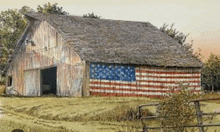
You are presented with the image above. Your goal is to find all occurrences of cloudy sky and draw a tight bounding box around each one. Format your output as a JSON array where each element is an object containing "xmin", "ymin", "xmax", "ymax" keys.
[{"xmin": 1, "ymin": 0, "xmax": 220, "ymax": 61}]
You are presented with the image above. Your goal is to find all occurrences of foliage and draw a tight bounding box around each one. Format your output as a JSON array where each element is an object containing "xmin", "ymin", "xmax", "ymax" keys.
[
  {"xmin": 19, "ymin": 6, "xmax": 34, "ymax": 14},
  {"xmin": 37, "ymin": 2, "xmax": 68, "ymax": 15},
  {"xmin": 0, "ymin": 3, "xmax": 68, "ymax": 74},
  {"xmin": 156, "ymin": 83, "xmax": 218, "ymax": 132},
  {"xmin": 0, "ymin": 7, "xmax": 31, "ymax": 72},
  {"xmin": 83, "ymin": 12, "xmax": 101, "ymax": 19},
  {"xmin": 0, "ymin": 75, "xmax": 5, "ymax": 84},
  {"xmin": 156, "ymin": 83, "xmax": 199, "ymax": 132},
  {"xmin": 202, "ymin": 53, "xmax": 220, "ymax": 92},
  {"xmin": 160, "ymin": 23, "xmax": 188, "ymax": 45},
  {"xmin": 159, "ymin": 23, "xmax": 204, "ymax": 62}
]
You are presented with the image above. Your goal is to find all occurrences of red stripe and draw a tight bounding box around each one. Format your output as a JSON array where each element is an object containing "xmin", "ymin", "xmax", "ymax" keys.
[
  {"xmin": 90, "ymin": 81, "xmax": 201, "ymax": 88},
  {"xmin": 90, "ymin": 81, "xmax": 137, "ymax": 87},
  {"xmin": 90, "ymin": 87, "xmax": 177, "ymax": 93},
  {"xmin": 136, "ymin": 75, "xmax": 201, "ymax": 79},
  {"xmin": 90, "ymin": 83, "xmax": 200, "ymax": 89},
  {"xmin": 90, "ymin": 91, "xmax": 201, "ymax": 98},
  {"xmin": 136, "ymin": 70, "xmax": 200, "ymax": 74},
  {"xmin": 91, "ymin": 87, "xmax": 198, "ymax": 94},
  {"xmin": 138, "ymin": 66, "xmax": 201, "ymax": 71},
  {"xmin": 139, "ymin": 85, "xmax": 201, "ymax": 88},
  {"xmin": 137, "ymin": 80, "xmax": 200, "ymax": 83},
  {"xmin": 90, "ymin": 92, "xmax": 164, "ymax": 98},
  {"xmin": 90, "ymin": 80, "xmax": 200, "ymax": 85}
]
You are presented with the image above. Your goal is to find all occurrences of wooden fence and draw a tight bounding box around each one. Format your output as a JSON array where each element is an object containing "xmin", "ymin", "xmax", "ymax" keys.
[{"xmin": 138, "ymin": 97, "xmax": 220, "ymax": 132}]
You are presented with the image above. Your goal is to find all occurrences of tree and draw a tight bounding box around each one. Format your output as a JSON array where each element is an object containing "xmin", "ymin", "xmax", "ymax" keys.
[
  {"xmin": 0, "ymin": 7, "xmax": 31, "ymax": 72},
  {"xmin": 159, "ymin": 23, "xmax": 203, "ymax": 67},
  {"xmin": 37, "ymin": 2, "xmax": 68, "ymax": 15},
  {"xmin": 160, "ymin": 23, "xmax": 189, "ymax": 45},
  {"xmin": 159, "ymin": 23, "xmax": 196, "ymax": 55},
  {"xmin": 0, "ymin": 2, "xmax": 68, "ymax": 74},
  {"xmin": 19, "ymin": 6, "xmax": 34, "ymax": 14},
  {"xmin": 83, "ymin": 12, "xmax": 101, "ymax": 19},
  {"xmin": 201, "ymin": 53, "xmax": 220, "ymax": 92}
]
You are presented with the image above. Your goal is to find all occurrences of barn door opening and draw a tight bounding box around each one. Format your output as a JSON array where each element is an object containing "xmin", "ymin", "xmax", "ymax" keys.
[{"xmin": 41, "ymin": 67, "xmax": 57, "ymax": 95}]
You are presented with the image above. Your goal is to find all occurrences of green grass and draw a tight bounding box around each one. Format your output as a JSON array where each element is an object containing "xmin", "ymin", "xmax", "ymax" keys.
[
  {"xmin": 0, "ymin": 92, "xmax": 220, "ymax": 132},
  {"xmin": 0, "ymin": 85, "xmax": 5, "ymax": 94},
  {"xmin": 0, "ymin": 96, "xmax": 159, "ymax": 132}
]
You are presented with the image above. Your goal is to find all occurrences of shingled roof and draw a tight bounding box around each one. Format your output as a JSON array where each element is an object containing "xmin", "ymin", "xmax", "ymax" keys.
[{"xmin": 25, "ymin": 12, "xmax": 202, "ymax": 67}]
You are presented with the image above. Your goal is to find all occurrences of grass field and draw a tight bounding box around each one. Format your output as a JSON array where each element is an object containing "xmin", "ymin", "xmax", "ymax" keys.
[
  {"xmin": 0, "ymin": 88, "xmax": 220, "ymax": 132},
  {"xmin": 0, "ymin": 85, "xmax": 5, "ymax": 94},
  {"xmin": 0, "ymin": 96, "xmax": 160, "ymax": 132}
]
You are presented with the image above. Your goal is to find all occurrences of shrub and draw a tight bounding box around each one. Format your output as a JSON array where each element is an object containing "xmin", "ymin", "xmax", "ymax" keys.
[
  {"xmin": 156, "ymin": 83, "xmax": 217, "ymax": 132},
  {"xmin": 83, "ymin": 12, "xmax": 101, "ymax": 19},
  {"xmin": 156, "ymin": 83, "xmax": 200, "ymax": 132},
  {"xmin": 0, "ymin": 75, "xmax": 5, "ymax": 85}
]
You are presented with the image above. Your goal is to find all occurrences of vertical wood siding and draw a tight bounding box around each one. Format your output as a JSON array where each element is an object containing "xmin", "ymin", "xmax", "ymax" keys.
[
  {"xmin": 90, "ymin": 63, "xmax": 201, "ymax": 97},
  {"xmin": 6, "ymin": 20, "xmax": 83, "ymax": 96},
  {"xmin": 24, "ymin": 69, "xmax": 40, "ymax": 96}
]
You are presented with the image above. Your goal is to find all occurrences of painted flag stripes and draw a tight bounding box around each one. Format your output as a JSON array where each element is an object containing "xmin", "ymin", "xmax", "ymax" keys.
[{"xmin": 90, "ymin": 63, "xmax": 201, "ymax": 97}]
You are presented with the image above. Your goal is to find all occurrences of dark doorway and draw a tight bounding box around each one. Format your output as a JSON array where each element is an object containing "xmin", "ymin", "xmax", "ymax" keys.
[{"xmin": 41, "ymin": 67, "xmax": 57, "ymax": 95}]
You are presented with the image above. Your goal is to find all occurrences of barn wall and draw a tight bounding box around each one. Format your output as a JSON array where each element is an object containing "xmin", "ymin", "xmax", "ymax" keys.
[
  {"xmin": 24, "ymin": 69, "xmax": 40, "ymax": 96},
  {"xmin": 89, "ymin": 63, "xmax": 201, "ymax": 97},
  {"xmin": 82, "ymin": 61, "xmax": 90, "ymax": 96},
  {"xmin": 6, "ymin": 20, "xmax": 83, "ymax": 96}
]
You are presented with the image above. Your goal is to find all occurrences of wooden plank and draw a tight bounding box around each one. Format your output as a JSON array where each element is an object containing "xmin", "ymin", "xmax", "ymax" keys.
[{"xmin": 24, "ymin": 69, "xmax": 40, "ymax": 96}]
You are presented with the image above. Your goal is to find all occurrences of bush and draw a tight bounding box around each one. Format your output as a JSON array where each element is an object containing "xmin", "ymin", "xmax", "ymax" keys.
[
  {"xmin": 0, "ymin": 75, "xmax": 5, "ymax": 85},
  {"xmin": 156, "ymin": 83, "xmax": 200, "ymax": 132},
  {"xmin": 83, "ymin": 12, "xmax": 100, "ymax": 19},
  {"xmin": 156, "ymin": 83, "xmax": 217, "ymax": 132}
]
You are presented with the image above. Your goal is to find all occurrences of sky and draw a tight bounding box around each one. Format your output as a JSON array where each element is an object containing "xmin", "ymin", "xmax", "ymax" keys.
[{"xmin": 0, "ymin": 0, "xmax": 220, "ymax": 62}]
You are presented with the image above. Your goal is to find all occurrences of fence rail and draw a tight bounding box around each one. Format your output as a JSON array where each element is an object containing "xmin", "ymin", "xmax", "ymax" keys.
[{"xmin": 139, "ymin": 97, "xmax": 220, "ymax": 132}]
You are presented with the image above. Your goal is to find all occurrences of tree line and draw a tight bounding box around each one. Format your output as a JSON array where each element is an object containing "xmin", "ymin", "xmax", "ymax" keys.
[
  {"xmin": 0, "ymin": 3, "xmax": 219, "ymax": 92},
  {"xmin": 160, "ymin": 24, "xmax": 220, "ymax": 92}
]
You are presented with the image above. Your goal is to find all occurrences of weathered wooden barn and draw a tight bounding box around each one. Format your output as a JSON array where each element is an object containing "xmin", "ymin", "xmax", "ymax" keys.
[{"xmin": 3, "ymin": 12, "xmax": 202, "ymax": 97}]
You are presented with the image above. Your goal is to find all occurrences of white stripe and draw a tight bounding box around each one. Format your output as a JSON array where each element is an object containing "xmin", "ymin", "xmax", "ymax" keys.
[
  {"xmin": 136, "ymin": 77, "xmax": 200, "ymax": 81},
  {"xmin": 188, "ymin": 87, "xmax": 201, "ymax": 90},
  {"xmin": 136, "ymin": 73, "xmax": 200, "ymax": 76},
  {"xmin": 89, "ymin": 83, "xmax": 201, "ymax": 91},
  {"xmin": 90, "ymin": 84, "xmax": 170, "ymax": 90},
  {"xmin": 90, "ymin": 79, "xmax": 136, "ymax": 84},
  {"xmin": 90, "ymin": 79, "xmax": 200, "ymax": 85},
  {"xmin": 136, "ymin": 68, "xmax": 201, "ymax": 73},
  {"xmin": 137, "ymin": 82, "xmax": 199, "ymax": 86},
  {"xmin": 90, "ymin": 81, "xmax": 200, "ymax": 87},
  {"xmin": 90, "ymin": 89, "xmax": 167, "ymax": 95},
  {"xmin": 90, "ymin": 89, "xmax": 201, "ymax": 96}
]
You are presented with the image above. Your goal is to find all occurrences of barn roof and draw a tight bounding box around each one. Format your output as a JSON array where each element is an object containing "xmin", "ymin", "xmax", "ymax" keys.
[{"xmin": 4, "ymin": 12, "xmax": 203, "ymax": 75}]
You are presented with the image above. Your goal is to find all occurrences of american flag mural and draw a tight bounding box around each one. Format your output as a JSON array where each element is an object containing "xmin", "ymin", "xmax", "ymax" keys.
[{"xmin": 89, "ymin": 63, "xmax": 201, "ymax": 97}]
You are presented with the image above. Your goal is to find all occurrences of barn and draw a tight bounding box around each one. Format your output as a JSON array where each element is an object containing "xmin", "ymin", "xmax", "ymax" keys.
[{"xmin": 2, "ymin": 12, "xmax": 202, "ymax": 97}]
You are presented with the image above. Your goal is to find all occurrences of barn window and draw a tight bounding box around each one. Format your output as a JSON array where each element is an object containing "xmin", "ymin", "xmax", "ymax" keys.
[
  {"xmin": 56, "ymin": 32, "xmax": 58, "ymax": 47},
  {"xmin": 7, "ymin": 76, "xmax": 13, "ymax": 86}
]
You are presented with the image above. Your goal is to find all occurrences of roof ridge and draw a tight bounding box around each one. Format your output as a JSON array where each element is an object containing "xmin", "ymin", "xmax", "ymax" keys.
[
  {"xmin": 25, "ymin": 12, "xmax": 153, "ymax": 25},
  {"xmin": 4, "ymin": 11, "xmax": 202, "ymax": 70}
]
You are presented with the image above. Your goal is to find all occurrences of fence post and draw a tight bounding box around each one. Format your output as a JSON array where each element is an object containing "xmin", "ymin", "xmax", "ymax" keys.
[
  {"xmin": 143, "ymin": 126, "xmax": 148, "ymax": 132},
  {"xmin": 194, "ymin": 101, "xmax": 204, "ymax": 132}
]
